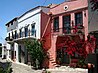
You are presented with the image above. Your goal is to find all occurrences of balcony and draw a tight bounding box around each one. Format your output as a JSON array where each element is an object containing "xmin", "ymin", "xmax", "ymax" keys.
[
  {"xmin": 51, "ymin": 25, "xmax": 84, "ymax": 36},
  {"xmin": 13, "ymin": 30, "xmax": 36, "ymax": 42},
  {"xmin": 5, "ymin": 36, "xmax": 14, "ymax": 44}
]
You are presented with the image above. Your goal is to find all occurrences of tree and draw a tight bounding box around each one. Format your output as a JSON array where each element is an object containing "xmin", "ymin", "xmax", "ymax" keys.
[
  {"xmin": 0, "ymin": 62, "xmax": 12, "ymax": 73},
  {"xmin": 25, "ymin": 39, "xmax": 45, "ymax": 69}
]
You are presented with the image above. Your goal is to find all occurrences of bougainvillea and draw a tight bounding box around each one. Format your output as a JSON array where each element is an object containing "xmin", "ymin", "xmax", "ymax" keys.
[
  {"xmin": 56, "ymin": 33, "xmax": 96, "ymax": 59},
  {"xmin": 65, "ymin": 36, "xmax": 87, "ymax": 58}
]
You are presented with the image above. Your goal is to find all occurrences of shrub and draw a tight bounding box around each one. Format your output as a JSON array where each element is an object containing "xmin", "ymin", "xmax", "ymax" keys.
[{"xmin": 0, "ymin": 62, "xmax": 12, "ymax": 73}]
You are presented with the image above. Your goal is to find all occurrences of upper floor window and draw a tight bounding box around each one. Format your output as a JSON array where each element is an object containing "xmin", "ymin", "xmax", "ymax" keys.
[
  {"xmin": 75, "ymin": 12, "xmax": 83, "ymax": 26},
  {"xmin": 19, "ymin": 29, "xmax": 22, "ymax": 38},
  {"xmin": 25, "ymin": 27, "xmax": 28, "ymax": 37},
  {"xmin": 12, "ymin": 32, "xmax": 14, "ymax": 39},
  {"xmin": 63, "ymin": 15, "xmax": 71, "ymax": 33},
  {"xmin": 8, "ymin": 24, "xmax": 9, "ymax": 27},
  {"xmin": 11, "ymin": 22, "xmax": 13, "ymax": 25},
  {"xmin": 31, "ymin": 25, "xmax": 35, "ymax": 36},
  {"xmin": 9, "ymin": 33, "xmax": 10, "ymax": 39},
  {"xmin": 53, "ymin": 17, "xmax": 59, "ymax": 32},
  {"xmin": 15, "ymin": 31, "xmax": 18, "ymax": 39}
]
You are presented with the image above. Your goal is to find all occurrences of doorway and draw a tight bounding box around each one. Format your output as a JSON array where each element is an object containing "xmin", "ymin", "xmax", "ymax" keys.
[{"xmin": 56, "ymin": 47, "xmax": 70, "ymax": 65}]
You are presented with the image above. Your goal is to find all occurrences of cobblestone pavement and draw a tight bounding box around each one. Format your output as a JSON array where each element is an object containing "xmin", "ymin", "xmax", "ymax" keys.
[
  {"xmin": 0, "ymin": 58, "xmax": 88, "ymax": 73},
  {"xmin": 47, "ymin": 66, "xmax": 88, "ymax": 73},
  {"xmin": 0, "ymin": 58, "xmax": 42, "ymax": 73},
  {"xmin": 12, "ymin": 62, "xmax": 42, "ymax": 73}
]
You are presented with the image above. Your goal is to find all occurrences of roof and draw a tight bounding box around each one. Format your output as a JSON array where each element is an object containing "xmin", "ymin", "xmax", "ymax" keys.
[
  {"xmin": 50, "ymin": 0, "xmax": 79, "ymax": 9},
  {"xmin": 18, "ymin": 6, "xmax": 49, "ymax": 19},
  {"xmin": 5, "ymin": 6, "xmax": 48, "ymax": 26},
  {"xmin": 5, "ymin": 17, "xmax": 18, "ymax": 26}
]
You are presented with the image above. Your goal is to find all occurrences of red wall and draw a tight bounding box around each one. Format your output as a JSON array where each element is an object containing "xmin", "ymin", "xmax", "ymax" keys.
[{"xmin": 41, "ymin": 11, "xmax": 51, "ymax": 50}]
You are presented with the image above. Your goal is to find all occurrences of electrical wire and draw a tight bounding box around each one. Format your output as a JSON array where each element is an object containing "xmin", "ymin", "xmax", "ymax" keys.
[{"xmin": 43, "ymin": 0, "xmax": 48, "ymax": 6}]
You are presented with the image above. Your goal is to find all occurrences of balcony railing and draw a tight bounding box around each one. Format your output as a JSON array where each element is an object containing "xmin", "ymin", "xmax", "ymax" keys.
[
  {"xmin": 19, "ymin": 30, "xmax": 36, "ymax": 38},
  {"xmin": 14, "ymin": 30, "xmax": 36, "ymax": 40},
  {"xmin": 6, "ymin": 30, "xmax": 36, "ymax": 42},
  {"xmin": 52, "ymin": 25, "xmax": 84, "ymax": 35},
  {"xmin": 5, "ymin": 36, "xmax": 13, "ymax": 42}
]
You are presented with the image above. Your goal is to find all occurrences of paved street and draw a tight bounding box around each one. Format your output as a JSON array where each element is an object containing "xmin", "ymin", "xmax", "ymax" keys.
[
  {"xmin": 0, "ymin": 58, "xmax": 42, "ymax": 73},
  {"xmin": 0, "ymin": 58, "xmax": 88, "ymax": 73},
  {"xmin": 47, "ymin": 66, "xmax": 88, "ymax": 73},
  {"xmin": 12, "ymin": 62, "xmax": 42, "ymax": 73}
]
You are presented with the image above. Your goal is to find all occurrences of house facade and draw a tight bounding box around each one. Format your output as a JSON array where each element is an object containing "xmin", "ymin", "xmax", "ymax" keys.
[
  {"xmin": 5, "ymin": 0, "xmax": 97, "ymax": 68},
  {"xmin": 5, "ymin": 6, "xmax": 50, "ymax": 64},
  {"xmin": 5, "ymin": 18, "xmax": 18, "ymax": 61},
  {"xmin": 43, "ymin": 0, "xmax": 88, "ymax": 68}
]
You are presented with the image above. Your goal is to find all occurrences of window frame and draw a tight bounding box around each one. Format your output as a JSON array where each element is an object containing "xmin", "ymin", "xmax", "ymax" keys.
[
  {"xmin": 53, "ymin": 17, "xmax": 59, "ymax": 32},
  {"xmin": 15, "ymin": 30, "xmax": 18, "ymax": 39},
  {"xmin": 31, "ymin": 24, "xmax": 35, "ymax": 36},
  {"xmin": 75, "ymin": 12, "xmax": 83, "ymax": 26},
  {"xmin": 63, "ymin": 15, "xmax": 71, "ymax": 34},
  {"xmin": 25, "ymin": 27, "xmax": 28, "ymax": 37},
  {"xmin": 19, "ymin": 29, "xmax": 22, "ymax": 38}
]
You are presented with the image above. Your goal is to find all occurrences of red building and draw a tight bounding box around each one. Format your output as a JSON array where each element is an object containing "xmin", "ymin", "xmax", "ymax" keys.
[
  {"xmin": 5, "ymin": 0, "xmax": 97, "ymax": 69},
  {"xmin": 42, "ymin": 0, "xmax": 90, "ymax": 68}
]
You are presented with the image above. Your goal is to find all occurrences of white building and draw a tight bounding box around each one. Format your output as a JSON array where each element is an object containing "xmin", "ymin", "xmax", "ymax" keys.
[
  {"xmin": 5, "ymin": 6, "xmax": 50, "ymax": 64},
  {"xmin": 5, "ymin": 18, "xmax": 18, "ymax": 61}
]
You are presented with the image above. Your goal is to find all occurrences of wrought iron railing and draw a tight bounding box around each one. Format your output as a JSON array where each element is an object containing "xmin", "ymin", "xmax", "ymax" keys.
[
  {"xmin": 15, "ymin": 30, "xmax": 36, "ymax": 39},
  {"xmin": 51, "ymin": 25, "xmax": 84, "ymax": 35},
  {"xmin": 6, "ymin": 30, "xmax": 36, "ymax": 41},
  {"xmin": 5, "ymin": 37, "xmax": 13, "ymax": 42}
]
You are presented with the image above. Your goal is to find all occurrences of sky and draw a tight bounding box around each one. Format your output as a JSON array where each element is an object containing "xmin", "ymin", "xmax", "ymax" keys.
[{"xmin": 0, "ymin": 0, "xmax": 64, "ymax": 43}]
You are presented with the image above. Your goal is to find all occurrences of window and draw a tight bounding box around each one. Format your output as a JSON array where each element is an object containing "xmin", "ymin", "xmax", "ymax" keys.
[
  {"xmin": 75, "ymin": 12, "xmax": 83, "ymax": 26},
  {"xmin": 25, "ymin": 27, "xmax": 28, "ymax": 37},
  {"xmin": 63, "ymin": 15, "xmax": 71, "ymax": 33},
  {"xmin": 12, "ymin": 32, "xmax": 14, "ymax": 39},
  {"xmin": 9, "ymin": 33, "xmax": 10, "ymax": 39},
  {"xmin": 19, "ymin": 29, "xmax": 22, "ymax": 38},
  {"xmin": 8, "ymin": 24, "xmax": 9, "ymax": 27},
  {"xmin": 53, "ymin": 17, "xmax": 59, "ymax": 32},
  {"xmin": 11, "ymin": 22, "xmax": 13, "ymax": 25},
  {"xmin": 31, "ymin": 25, "xmax": 35, "ymax": 36},
  {"xmin": 15, "ymin": 31, "xmax": 18, "ymax": 39}
]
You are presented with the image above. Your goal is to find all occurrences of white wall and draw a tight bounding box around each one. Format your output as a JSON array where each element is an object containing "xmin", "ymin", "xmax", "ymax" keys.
[
  {"xmin": 14, "ymin": 43, "xmax": 18, "ymax": 62},
  {"xmin": 6, "ymin": 43, "xmax": 11, "ymax": 50},
  {"xmin": 7, "ymin": 21, "xmax": 18, "ymax": 32},
  {"xmin": 17, "ymin": 7, "xmax": 50, "ymax": 39},
  {"xmin": 5, "ymin": 6, "xmax": 50, "ymax": 63},
  {"xmin": 6, "ymin": 7, "xmax": 50, "ymax": 39},
  {"xmin": 18, "ymin": 9, "xmax": 41, "ymax": 39}
]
